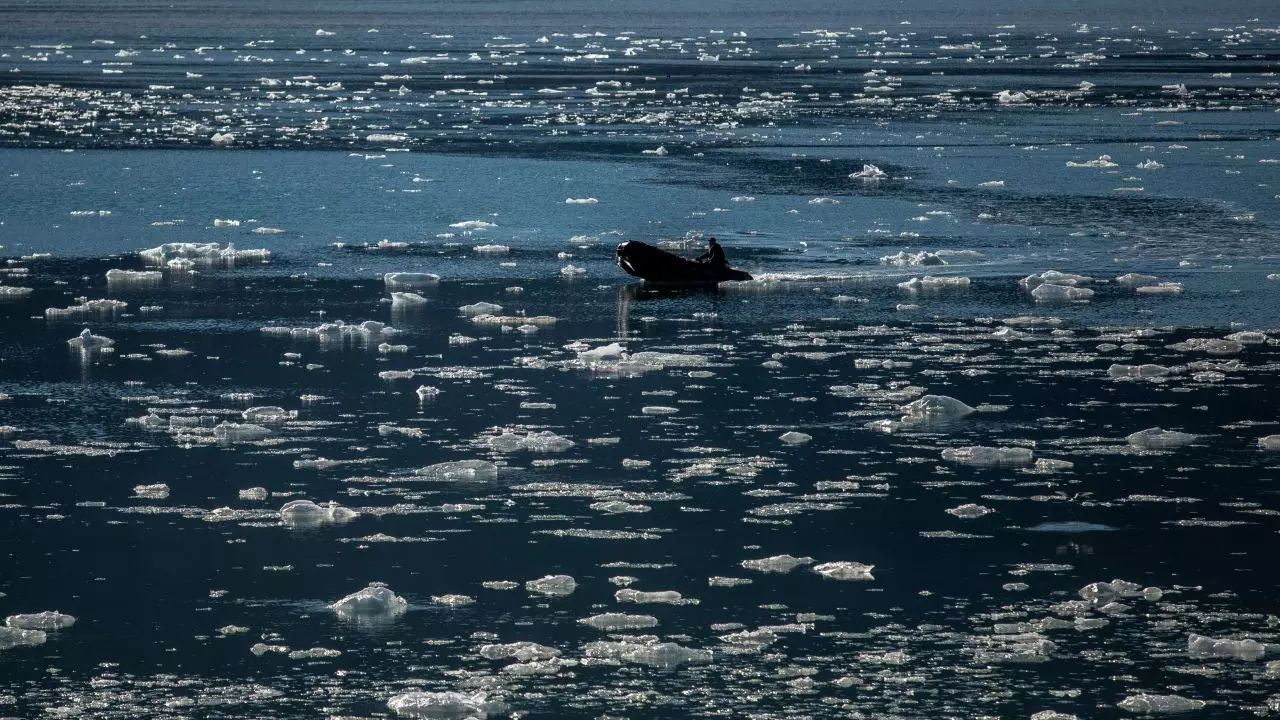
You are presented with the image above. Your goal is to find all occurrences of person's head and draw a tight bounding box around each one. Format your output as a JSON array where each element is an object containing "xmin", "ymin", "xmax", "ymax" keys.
[{"xmin": 708, "ymin": 236, "xmax": 718, "ymax": 246}]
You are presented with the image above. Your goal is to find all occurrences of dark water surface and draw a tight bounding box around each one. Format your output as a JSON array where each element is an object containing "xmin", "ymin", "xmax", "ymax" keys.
[{"xmin": 2, "ymin": 1, "xmax": 1280, "ymax": 718}]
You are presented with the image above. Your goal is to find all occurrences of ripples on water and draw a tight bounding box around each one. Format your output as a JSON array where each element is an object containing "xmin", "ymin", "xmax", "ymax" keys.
[{"xmin": 2, "ymin": 1, "xmax": 1280, "ymax": 718}]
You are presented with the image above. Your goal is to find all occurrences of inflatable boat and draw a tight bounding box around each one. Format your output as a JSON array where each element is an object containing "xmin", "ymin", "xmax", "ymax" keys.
[{"xmin": 614, "ymin": 241, "xmax": 752, "ymax": 284}]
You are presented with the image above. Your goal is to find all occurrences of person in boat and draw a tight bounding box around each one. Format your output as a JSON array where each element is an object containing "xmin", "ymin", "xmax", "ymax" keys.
[{"xmin": 695, "ymin": 236, "xmax": 727, "ymax": 271}]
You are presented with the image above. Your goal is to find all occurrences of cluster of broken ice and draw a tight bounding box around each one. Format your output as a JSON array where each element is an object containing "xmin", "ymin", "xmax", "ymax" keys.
[{"xmin": 1020, "ymin": 271, "xmax": 1095, "ymax": 303}]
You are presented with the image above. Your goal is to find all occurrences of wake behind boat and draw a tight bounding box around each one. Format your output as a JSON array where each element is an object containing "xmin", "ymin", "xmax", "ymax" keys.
[{"xmin": 614, "ymin": 240, "xmax": 752, "ymax": 284}]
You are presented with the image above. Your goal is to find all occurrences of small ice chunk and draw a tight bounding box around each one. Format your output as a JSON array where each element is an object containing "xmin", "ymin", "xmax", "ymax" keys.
[
  {"xmin": 526, "ymin": 574, "xmax": 577, "ymax": 596},
  {"xmin": 1136, "ymin": 282, "xmax": 1184, "ymax": 295},
  {"xmin": 812, "ymin": 561, "xmax": 875, "ymax": 580},
  {"xmin": 1126, "ymin": 427, "xmax": 1199, "ymax": 450},
  {"xmin": 1116, "ymin": 273, "xmax": 1160, "ymax": 286},
  {"xmin": 5, "ymin": 611, "xmax": 76, "ymax": 631},
  {"xmin": 779, "ymin": 431, "xmax": 812, "ymax": 444},
  {"xmin": 280, "ymin": 499, "xmax": 358, "ymax": 527},
  {"xmin": 330, "ymin": 583, "xmax": 407, "ymax": 620}
]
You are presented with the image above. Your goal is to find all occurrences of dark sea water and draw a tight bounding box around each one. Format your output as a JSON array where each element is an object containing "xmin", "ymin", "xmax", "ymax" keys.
[{"xmin": 3, "ymin": 1, "xmax": 1280, "ymax": 718}]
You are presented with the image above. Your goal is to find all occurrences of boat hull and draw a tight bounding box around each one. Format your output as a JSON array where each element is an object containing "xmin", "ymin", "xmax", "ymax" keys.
[{"xmin": 614, "ymin": 241, "xmax": 752, "ymax": 284}]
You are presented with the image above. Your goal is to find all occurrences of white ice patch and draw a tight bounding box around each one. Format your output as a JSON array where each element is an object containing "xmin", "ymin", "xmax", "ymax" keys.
[
  {"xmin": 812, "ymin": 561, "xmax": 875, "ymax": 580},
  {"xmin": 5, "ymin": 611, "xmax": 76, "ymax": 631},
  {"xmin": 741, "ymin": 554, "xmax": 815, "ymax": 573},
  {"xmin": 1116, "ymin": 694, "xmax": 1205, "ymax": 714},
  {"xmin": 1125, "ymin": 427, "xmax": 1199, "ymax": 450},
  {"xmin": 384, "ymin": 272, "xmax": 440, "ymax": 289},
  {"xmin": 413, "ymin": 459, "xmax": 498, "ymax": 481},
  {"xmin": 280, "ymin": 499, "xmax": 357, "ymax": 527},
  {"xmin": 941, "ymin": 445, "xmax": 1033, "ymax": 466},
  {"xmin": 579, "ymin": 613, "xmax": 659, "ymax": 631},
  {"xmin": 330, "ymin": 583, "xmax": 407, "ymax": 620},
  {"xmin": 387, "ymin": 691, "xmax": 494, "ymax": 718},
  {"xmin": 525, "ymin": 574, "xmax": 577, "ymax": 596},
  {"xmin": 1187, "ymin": 633, "xmax": 1265, "ymax": 661}
]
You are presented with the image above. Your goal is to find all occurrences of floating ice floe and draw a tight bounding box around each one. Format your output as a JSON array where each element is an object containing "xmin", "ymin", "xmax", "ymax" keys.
[
  {"xmin": 449, "ymin": 220, "xmax": 497, "ymax": 230},
  {"xmin": 995, "ymin": 89, "xmax": 1029, "ymax": 103},
  {"xmin": 414, "ymin": 459, "xmax": 498, "ymax": 481},
  {"xmin": 1136, "ymin": 282, "xmax": 1183, "ymax": 295},
  {"xmin": 946, "ymin": 503, "xmax": 993, "ymax": 519},
  {"xmin": 779, "ymin": 431, "xmax": 811, "ymax": 444},
  {"xmin": 1108, "ymin": 364, "xmax": 1172, "ymax": 379},
  {"xmin": 565, "ymin": 197, "xmax": 597, "ymax": 204},
  {"xmin": 391, "ymin": 291, "xmax": 428, "ymax": 307},
  {"xmin": 213, "ymin": 421, "xmax": 271, "ymax": 443},
  {"xmin": 0, "ymin": 627, "xmax": 46, "ymax": 651},
  {"xmin": 525, "ymin": 574, "xmax": 576, "ymax": 596},
  {"xmin": 387, "ymin": 691, "xmax": 495, "ymax": 718},
  {"xmin": 330, "ymin": 583, "xmax": 407, "ymax": 620},
  {"xmin": 139, "ymin": 242, "xmax": 269, "ymax": 266},
  {"xmin": 67, "ymin": 328, "xmax": 114, "ymax": 352},
  {"xmin": 1066, "ymin": 154, "xmax": 1118, "ymax": 168},
  {"xmin": 897, "ymin": 275, "xmax": 971, "ymax": 291},
  {"xmin": 1258, "ymin": 436, "xmax": 1280, "ymax": 450},
  {"xmin": 942, "ymin": 445, "xmax": 1034, "ymax": 466},
  {"xmin": 849, "ymin": 163, "xmax": 887, "ymax": 180},
  {"xmin": 133, "ymin": 483, "xmax": 170, "ymax": 499},
  {"xmin": 45, "ymin": 299, "xmax": 128, "ymax": 320},
  {"xmin": 5, "ymin": 611, "xmax": 76, "ymax": 631},
  {"xmin": 902, "ymin": 395, "xmax": 975, "ymax": 423},
  {"xmin": 585, "ymin": 640, "xmax": 712, "ymax": 668},
  {"xmin": 483, "ymin": 429, "xmax": 574, "ymax": 453},
  {"xmin": 1187, "ymin": 633, "xmax": 1265, "ymax": 661},
  {"xmin": 1032, "ymin": 284, "xmax": 1094, "ymax": 302},
  {"xmin": 742, "ymin": 554, "xmax": 814, "ymax": 573},
  {"xmin": 812, "ymin": 561, "xmax": 875, "ymax": 580},
  {"xmin": 459, "ymin": 301, "xmax": 502, "ymax": 315},
  {"xmin": 261, "ymin": 320, "xmax": 397, "ymax": 343},
  {"xmin": 881, "ymin": 250, "xmax": 945, "ymax": 266},
  {"xmin": 1167, "ymin": 337, "xmax": 1242, "ymax": 355},
  {"xmin": 242, "ymin": 406, "xmax": 294, "ymax": 423},
  {"xmin": 279, "ymin": 500, "xmax": 357, "ymax": 527},
  {"xmin": 1125, "ymin": 427, "xmax": 1199, "ymax": 450},
  {"xmin": 384, "ymin": 272, "xmax": 440, "ymax": 289},
  {"xmin": 1116, "ymin": 694, "xmax": 1205, "ymax": 714},
  {"xmin": 579, "ymin": 613, "xmax": 659, "ymax": 631}
]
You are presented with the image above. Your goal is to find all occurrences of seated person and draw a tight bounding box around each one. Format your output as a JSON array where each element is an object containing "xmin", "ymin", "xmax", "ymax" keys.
[{"xmin": 695, "ymin": 236, "xmax": 727, "ymax": 270}]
